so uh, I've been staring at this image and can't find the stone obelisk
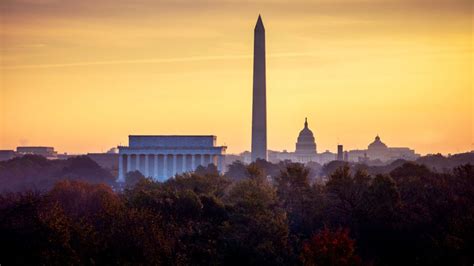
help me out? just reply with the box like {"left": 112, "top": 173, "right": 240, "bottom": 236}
{"left": 251, "top": 15, "right": 267, "bottom": 161}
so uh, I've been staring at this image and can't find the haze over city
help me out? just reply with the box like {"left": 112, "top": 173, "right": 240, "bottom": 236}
{"left": 1, "top": 0, "right": 472, "bottom": 155}
{"left": 1, "top": 1, "right": 474, "bottom": 265}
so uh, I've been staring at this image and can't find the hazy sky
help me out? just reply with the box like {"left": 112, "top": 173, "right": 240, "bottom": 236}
{"left": 1, "top": 0, "right": 472, "bottom": 155}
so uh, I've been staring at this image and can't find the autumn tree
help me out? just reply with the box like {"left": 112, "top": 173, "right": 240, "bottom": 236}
{"left": 301, "top": 227, "right": 361, "bottom": 266}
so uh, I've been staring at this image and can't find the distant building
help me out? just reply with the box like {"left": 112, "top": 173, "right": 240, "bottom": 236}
{"left": 263, "top": 131, "right": 416, "bottom": 165}
{"left": 367, "top": 135, "right": 418, "bottom": 161}
{"left": 295, "top": 118, "right": 318, "bottom": 163}
{"left": 346, "top": 135, "right": 419, "bottom": 163}
{"left": 319, "top": 150, "right": 336, "bottom": 164}
{"left": 337, "top": 145, "right": 344, "bottom": 161}
{"left": 240, "top": 151, "right": 252, "bottom": 164}
{"left": 343, "top": 151, "right": 349, "bottom": 161}
{"left": 0, "top": 150, "right": 17, "bottom": 161}
{"left": 106, "top": 147, "right": 118, "bottom": 154}
{"left": 258, "top": 118, "right": 335, "bottom": 165}
{"left": 269, "top": 150, "right": 294, "bottom": 162}
{"left": 240, "top": 130, "right": 416, "bottom": 166}
{"left": 118, "top": 135, "right": 226, "bottom": 182}
{"left": 16, "top": 146, "right": 57, "bottom": 158}
{"left": 87, "top": 147, "right": 119, "bottom": 170}
{"left": 292, "top": 119, "right": 336, "bottom": 165}
{"left": 346, "top": 149, "right": 366, "bottom": 162}
{"left": 87, "top": 153, "right": 119, "bottom": 170}
{"left": 0, "top": 146, "right": 69, "bottom": 161}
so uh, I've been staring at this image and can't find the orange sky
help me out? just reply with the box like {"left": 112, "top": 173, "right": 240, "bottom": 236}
{"left": 0, "top": 0, "right": 472, "bottom": 155}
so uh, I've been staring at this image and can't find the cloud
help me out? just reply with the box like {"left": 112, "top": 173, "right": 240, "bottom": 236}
{"left": 1, "top": 0, "right": 470, "bottom": 20}
{"left": 1, "top": 52, "right": 319, "bottom": 69}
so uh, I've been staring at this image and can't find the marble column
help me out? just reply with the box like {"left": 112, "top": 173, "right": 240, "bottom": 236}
{"left": 200, "top": 154, "right": 205, "bottom": 167}
{"left": 191, "top": 155, "right": 196, "bottom": 171}
{"left": 163, "top": 154, "right": 168, "bottom": 179}
{"left": 218, "top": 155, "right": 224, "bottom": 174}
{"left": 127, "top": 154, "right": 131, "bottom": 174}
{"left": 172, "top": 154, "right": 177, "bottom": 176}
{"left": 118, "top": 154, "right": 124, "bottom": 182}
{"left": 182, "top": 154, "right": 187, "bottom": 173}
{"left": 154, "top": 154, "right": 158, "bottom": 180}
{"left": 136, "top": 154, "right": 140, "bottom": 172}
{"left": 207, "top": 154, "right": 212, "bottom": 166}
{"left": 145, "top": 155, "right": 149, "bottom": 177}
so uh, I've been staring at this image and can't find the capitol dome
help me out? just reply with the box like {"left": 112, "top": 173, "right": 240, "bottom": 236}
{"left": 368, "top": 135, "right": 388, "bottom": 150}
{"left": 295, "top": 118, "right": 317, "bottom": 156}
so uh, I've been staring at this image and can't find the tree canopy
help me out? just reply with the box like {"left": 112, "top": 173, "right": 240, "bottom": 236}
{"left": 0, "top": 157, "right": 473, "bottom": 265}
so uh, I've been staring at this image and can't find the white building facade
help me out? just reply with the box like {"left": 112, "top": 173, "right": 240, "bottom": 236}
{"left": 118, "top": 135, "right": 226, "bottom": 182}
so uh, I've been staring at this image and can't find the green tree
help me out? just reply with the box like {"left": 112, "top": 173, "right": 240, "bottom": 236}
{"left": 194, "top": 163, "right": 219, "bottom": 176}
{"left": 325, "top": 165, "right": 371, "bottom": 227}
{"left": 166, "top": 173, "right": 231, "bottom": 198}
{"left": 220, "top": 178, "right": 291, "bottom": 265}
{"left": 225, "top": 160, "right": 248, "bottom": 181}
{"left": 276, "top": 163, "right": 320, "bottom": 238}
{"left": 125, "top": 170, "right": 146, "bottom": 187}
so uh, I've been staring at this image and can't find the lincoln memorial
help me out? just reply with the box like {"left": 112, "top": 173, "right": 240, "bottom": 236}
{"left": 118, "top": 135, "right": 226, "bottom": 182}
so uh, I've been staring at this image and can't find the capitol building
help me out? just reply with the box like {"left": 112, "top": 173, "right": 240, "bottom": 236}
{"left": 267, "top": 118, "right": 336, "bottom": 165}
{"left": 295, "top": 118, "right": 317, "bottom": 163}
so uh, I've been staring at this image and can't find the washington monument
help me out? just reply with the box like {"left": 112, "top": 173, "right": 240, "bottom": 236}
{"left": 251, "top": 15, "right": 267, "bottom": 161}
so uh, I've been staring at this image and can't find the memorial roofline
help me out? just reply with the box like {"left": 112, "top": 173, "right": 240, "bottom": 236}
{"left": 129, "top": 135, "right": 216, "bottom": 137}
{"left": 118, "top": 146, "right": 227, "bottom": 149}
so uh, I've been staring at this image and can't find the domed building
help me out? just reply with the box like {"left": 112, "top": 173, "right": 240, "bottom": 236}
{"left": 344, "top": 135, "right": 419, "bottom": 163}
{"left": 366, "top": 135, "right": 389, "bottom": 162}
{"left": 295, "top": 118, "right": 317, "bottom": 163}
{"left": 368, "top": 135, "right": 388, "bottom": 150}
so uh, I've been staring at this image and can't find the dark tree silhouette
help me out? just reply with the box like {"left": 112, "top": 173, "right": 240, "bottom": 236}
{"left": 225, "top": 160, "right": 248, "bottom": 181}
{"left": 0, "top": 156, "right": 473, "bottom": 265}
{"left": 125, "top": 170, "right": 146, "bottom": 187}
